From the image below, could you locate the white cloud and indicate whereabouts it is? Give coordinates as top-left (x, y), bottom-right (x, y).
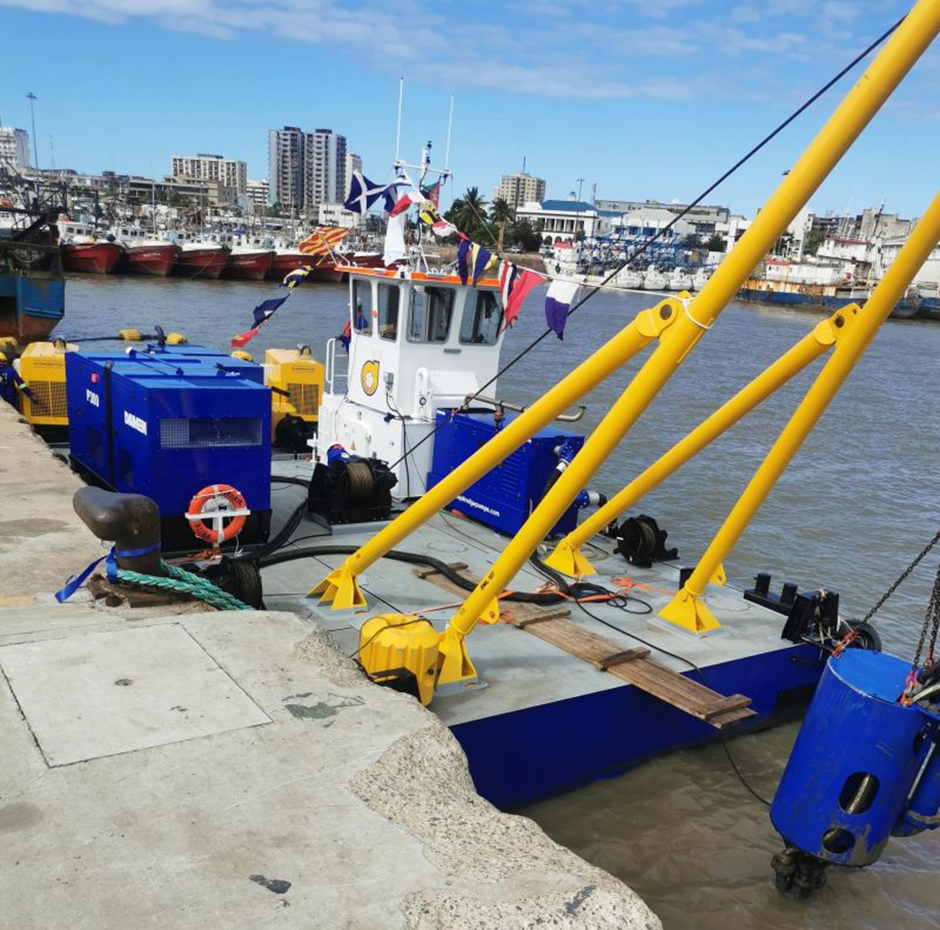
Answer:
top-left (0, 0), bottom-right (915, 101)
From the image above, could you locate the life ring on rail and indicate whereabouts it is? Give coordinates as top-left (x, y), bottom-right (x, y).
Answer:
top-left (187, 484), bottom-right (248, 544)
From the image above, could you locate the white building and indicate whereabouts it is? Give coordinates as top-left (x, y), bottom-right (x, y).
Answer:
top-left (318, 203), bottom-right (359, 229)
top-left (610, 205), bottom-right (695, 241)
top-left (170, 153), bottom-right (247, 194)
top-left (0, 127), bottom-right (30, 171)
top-left (346, 152), bottom-right (362, 198)
top-left (516, 199), bottom-right (609, 243)
top-left (268, 126), bottom-right (305, 213)
top-left (268, 126), bottom-right (347, 216)
top-left (493, 172), bottom-right (546, 211)
top-left (246, 178), bottom-right (269, 212)
top-left (303, 128), bottom-right (346, 213)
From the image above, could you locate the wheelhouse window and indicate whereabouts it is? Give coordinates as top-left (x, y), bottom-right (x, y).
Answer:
top-left (408, 286), bottom-right (454, 343)
top-left (352, 278), bottom-right (372, 335)
top-left (377, 283), bottom-right (400, 341)
top-left (459, 290), bottom-right (503, 345)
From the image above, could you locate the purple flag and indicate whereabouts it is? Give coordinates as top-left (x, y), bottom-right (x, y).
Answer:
top-left (544, 280), bottom-right (580, 339)
top-left (456, 237), bottom-right (472, 285)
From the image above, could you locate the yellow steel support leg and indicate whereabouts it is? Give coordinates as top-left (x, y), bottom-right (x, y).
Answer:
top-left (660, 191), bottom-right (940, 634)
top-left (435, 3), bottom-right (940, 679)
top-left (544, 307), bottom-right (860, 578)
top-left (311, 299), bottom-right (679, 606)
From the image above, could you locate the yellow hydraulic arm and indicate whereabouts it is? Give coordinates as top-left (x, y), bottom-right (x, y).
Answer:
top-left (660, 189), bottom-right (940, 634)
top-left (544, 306), bottom-right (861, 579)
top-left (427, 0), bottom-right (940, 682)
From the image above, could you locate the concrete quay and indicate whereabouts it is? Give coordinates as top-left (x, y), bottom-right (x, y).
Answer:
top-left (0, 401), bottom-right (660, 930)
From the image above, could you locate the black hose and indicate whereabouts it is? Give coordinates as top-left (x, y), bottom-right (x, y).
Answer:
top-left (256, 545), bottom-right (572, 604)
top-left (271, 475), bottom-right (313, 489)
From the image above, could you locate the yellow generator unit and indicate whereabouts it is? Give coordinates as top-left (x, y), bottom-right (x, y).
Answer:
top-left (17, 340), bottom-right (76, 427)
top-left (265, 346), bottom-right (325, 452)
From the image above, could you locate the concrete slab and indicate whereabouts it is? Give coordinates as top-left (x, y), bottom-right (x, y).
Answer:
top-left (0, 610), bottom-right (661, 930)
top-left (0, 623), bottom-right (271, 766)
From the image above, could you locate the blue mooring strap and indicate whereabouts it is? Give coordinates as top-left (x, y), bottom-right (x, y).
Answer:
top-left (55, 542), bottom-right (161, 603)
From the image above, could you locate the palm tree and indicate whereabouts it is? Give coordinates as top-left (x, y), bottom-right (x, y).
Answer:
top-left (490, 197), bottom-right (514, 224)
top-left (448, 186), bottom-right (488, 238)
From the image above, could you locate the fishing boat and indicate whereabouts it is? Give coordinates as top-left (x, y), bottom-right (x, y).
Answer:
top-left (0, 211), bottom-right (65, 342)
top-left (268, 246), bottom-right (314, 281)
top-left (643, 265), bottom-right (668, 291)
top-left (173, 240), bottom-right (230, 279)
top-left (667, 267), bottom-right (694, 291)
top-left (60, 234), bottom-right (124, 274)
top-left (223, 245), bottom-right (275, 281)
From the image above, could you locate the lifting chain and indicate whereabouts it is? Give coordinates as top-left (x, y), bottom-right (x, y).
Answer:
top-left (833, 530), bottom-right (940, 658)
top-left (902, 559), bottom-right (940, 704)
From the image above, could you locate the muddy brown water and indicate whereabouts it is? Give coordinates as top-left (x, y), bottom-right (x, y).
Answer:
top-left (57, 274), bottom-right (940, 928)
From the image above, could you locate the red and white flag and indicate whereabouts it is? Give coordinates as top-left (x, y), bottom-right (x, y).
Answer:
top-left (499, 260), bottom-right (545, 332)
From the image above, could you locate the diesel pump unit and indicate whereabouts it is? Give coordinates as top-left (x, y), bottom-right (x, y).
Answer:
top-left (66, 345), bottom-right (271, 551)
top-left (427, 410), bottom-right (600, 536)
top-left (16, 340), bottom-right (75, 428)
top-left (264, 346), bottom-right (325, 451)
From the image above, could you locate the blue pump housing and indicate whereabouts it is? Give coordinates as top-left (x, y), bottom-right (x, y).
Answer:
top-left (65, 345), bottom-right (271, 550)
top-left (771, 649), bottom-right (940, 868)
top-left (427, 410), bottom-right (585, 536)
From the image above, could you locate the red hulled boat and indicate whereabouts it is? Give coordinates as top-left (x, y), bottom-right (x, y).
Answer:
top-left (268, 249), bottom-right (312, 281)
top-left (173, 242), bottom-right (230, 279)
top-left (223, 248), bottom-right (275, 281)
top-left (307, 251), bottom-right (384, 283)
top-left (122, 241), bottom-right (180, 277)
top-left (61, 238), bottom-right (124, 274)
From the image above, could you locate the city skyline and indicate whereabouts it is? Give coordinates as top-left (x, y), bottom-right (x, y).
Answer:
top-left (0, 0), bottom-right (935, 220)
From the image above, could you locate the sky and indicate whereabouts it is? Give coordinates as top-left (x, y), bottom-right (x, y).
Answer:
top-left (0, 0), bottom-right (937, 219)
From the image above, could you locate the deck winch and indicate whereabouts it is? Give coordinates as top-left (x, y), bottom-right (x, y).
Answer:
top-left (307, 445), bottom-right (397, 525)
top-left (771, 648), bottom-right (940, 897)
top-left (66, 343), bottom-right (271, 552)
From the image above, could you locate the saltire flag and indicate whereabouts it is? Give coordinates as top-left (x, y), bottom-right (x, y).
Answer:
top-left (282, 266), bottom-right (312, 289)
top-left (470, 242), bottom-right (496, 285)
top-left (457, 238), bottom-right (473, 285)
top-left (299, 226), bottom-right (351, 257)
top-left (230, 294), bottom-right (290, 348)
top-left (344, 171), bottom-right (400, 214)
top-left (420, 178), bottom-right (441, 207)
top-left (544, 280), bottom-right (580, 340)
top-left (498, 261), bottom-right (545, 332)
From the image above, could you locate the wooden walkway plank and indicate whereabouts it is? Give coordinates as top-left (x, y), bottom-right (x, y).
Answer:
top-left (414, 566), bottom-right (755, 729)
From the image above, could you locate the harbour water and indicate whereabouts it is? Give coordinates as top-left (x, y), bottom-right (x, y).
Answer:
top-left (55, 273), bottom-right (940, 928)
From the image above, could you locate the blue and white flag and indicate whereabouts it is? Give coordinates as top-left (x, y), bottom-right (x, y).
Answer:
top-left (545, 280), bottom-right (580, 340)
top-left (344, 171), bottom-right (400, 214)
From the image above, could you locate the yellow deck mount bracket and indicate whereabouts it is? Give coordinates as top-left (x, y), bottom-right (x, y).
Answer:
top-left (311, 566), bottom-right (367, 610)
top-left (661, 190), bottom-right (940, 636)
top-left (544, 306), bottom-right (862, 581)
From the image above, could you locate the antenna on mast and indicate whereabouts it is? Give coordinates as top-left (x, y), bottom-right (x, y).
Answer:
top-left (444, 95), bottom-right (455, 172)
top-left (395, 77), bottom-right (404, 166)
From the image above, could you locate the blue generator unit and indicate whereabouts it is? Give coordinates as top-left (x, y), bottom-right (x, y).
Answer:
top-left (66, 345), bottom-right (271, 552)
top-left (427, 410), bottom-right (586, 537)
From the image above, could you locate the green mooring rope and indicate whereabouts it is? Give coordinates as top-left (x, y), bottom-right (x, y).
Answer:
top-left (116, 561), bottom-right (252, 611)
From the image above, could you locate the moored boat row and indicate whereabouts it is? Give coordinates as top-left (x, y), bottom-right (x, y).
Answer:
top-left (56, 221), bottom-right (381, 282)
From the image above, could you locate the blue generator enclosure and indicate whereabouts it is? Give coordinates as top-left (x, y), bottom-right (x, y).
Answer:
top-left (66, 346), bottom-right (272, 550)
top-left (427, 410), bottom-right (585, 536)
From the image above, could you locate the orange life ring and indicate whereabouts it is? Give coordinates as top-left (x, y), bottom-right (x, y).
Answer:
top-left (187, 484), bottom-right (248, 544)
